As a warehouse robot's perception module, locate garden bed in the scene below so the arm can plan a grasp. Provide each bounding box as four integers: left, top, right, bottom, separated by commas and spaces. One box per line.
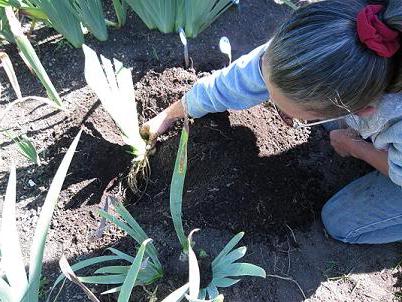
0, 1, 401, 301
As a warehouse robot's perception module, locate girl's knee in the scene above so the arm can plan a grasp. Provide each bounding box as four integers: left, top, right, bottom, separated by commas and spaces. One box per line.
321, 204, 354, 243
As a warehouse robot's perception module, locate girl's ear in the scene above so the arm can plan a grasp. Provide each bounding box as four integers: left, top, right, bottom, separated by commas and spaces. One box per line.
356, 106, 377, 117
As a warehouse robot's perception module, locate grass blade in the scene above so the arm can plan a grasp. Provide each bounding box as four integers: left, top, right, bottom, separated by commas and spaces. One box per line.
161, 283, 189, 302
4, 7, 63, 108
111, 199, 161, 269
118, 239, 152, 302
212, 278, 239, 288
0, 163, 28, 300
213, 247, 247, 271
78, 275, 126, 284
6, 133, 40, 165
212, 232, 244, 267
52, 255, 122, 288
101, 286, 122, 295
214, 263, 266, 279
107, 248, 135, 262
59, 255, 100, 302
94, 266, 130, 275
0, 51, 21, 98
170, 126, 189, 250
112, 0, 127, 27
188, 229, 200, 300
26, 130, 82, 301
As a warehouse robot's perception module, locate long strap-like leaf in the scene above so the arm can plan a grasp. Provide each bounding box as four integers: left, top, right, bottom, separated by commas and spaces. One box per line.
211, 232, 244, 267
29, 0, 84, 47
170, 125, 189, 250
26, 130, 82, 302
118, 239, 152, 302
0, 51, 22, 98
161, 283, 189, 302
59, 255, 100, 302
5, 7, 63, 108
0, 163, 28, 300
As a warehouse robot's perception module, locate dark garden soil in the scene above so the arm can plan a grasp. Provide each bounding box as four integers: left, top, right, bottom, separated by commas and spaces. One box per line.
0, 1, 401, 301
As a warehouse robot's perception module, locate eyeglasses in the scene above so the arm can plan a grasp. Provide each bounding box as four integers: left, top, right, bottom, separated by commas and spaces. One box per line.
270, 101, 350, 129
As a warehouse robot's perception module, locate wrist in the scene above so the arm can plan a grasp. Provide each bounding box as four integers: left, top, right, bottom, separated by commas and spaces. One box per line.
165, 100, 185, 120
349, 139, 373, 160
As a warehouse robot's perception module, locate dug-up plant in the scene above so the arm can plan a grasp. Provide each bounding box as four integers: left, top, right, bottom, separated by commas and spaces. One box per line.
0, 131, 81, 302
82, 45, 150, 194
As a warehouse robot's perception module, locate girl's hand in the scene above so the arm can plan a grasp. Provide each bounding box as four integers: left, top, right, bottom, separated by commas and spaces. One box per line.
330, 128, 389, 176
329, 128, 363, 158
140, 111, 174, 142
140, 100, 186, 144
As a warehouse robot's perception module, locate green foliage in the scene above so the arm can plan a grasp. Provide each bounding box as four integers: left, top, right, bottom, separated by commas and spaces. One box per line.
124, 0, 237, 38
170, 126, 189, 251
118, 239, 152, 302
111, 0, 127, 28
5, 132, 40, 165
99, 199, 162, 269
51, 200, 163, 299
5, 7, 63, 108
1, 0, 110, 47
29, 0, 83, 47
0, 51, 21, 98
0, 131, 81, 302
205, 232, 266, 299
66, 0, 108, 42
163, 230, 265, 301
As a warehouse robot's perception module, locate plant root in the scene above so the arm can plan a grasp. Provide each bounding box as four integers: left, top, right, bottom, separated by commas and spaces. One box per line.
127, 156, 151, 196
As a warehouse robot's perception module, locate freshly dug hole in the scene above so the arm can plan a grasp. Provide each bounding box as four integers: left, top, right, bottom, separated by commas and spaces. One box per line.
129, 67, 372, 237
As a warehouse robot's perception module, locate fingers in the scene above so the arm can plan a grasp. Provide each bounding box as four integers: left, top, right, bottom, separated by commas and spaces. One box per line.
139, 123, 150, 140
140, 122, 158, 149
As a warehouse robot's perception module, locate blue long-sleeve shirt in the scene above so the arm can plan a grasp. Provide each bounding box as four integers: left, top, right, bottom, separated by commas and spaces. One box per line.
183, 43, 402, 187
184, 43, 270, 118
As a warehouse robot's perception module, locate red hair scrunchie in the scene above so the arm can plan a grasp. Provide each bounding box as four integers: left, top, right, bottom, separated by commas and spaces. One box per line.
357, 4, 401, 58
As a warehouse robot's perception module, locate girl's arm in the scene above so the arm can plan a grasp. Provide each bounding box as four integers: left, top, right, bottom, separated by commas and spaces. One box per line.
330, 129, 389, 176
142, 43, 270, 140
351, 141, 389, 176
184, 43, 269, 118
